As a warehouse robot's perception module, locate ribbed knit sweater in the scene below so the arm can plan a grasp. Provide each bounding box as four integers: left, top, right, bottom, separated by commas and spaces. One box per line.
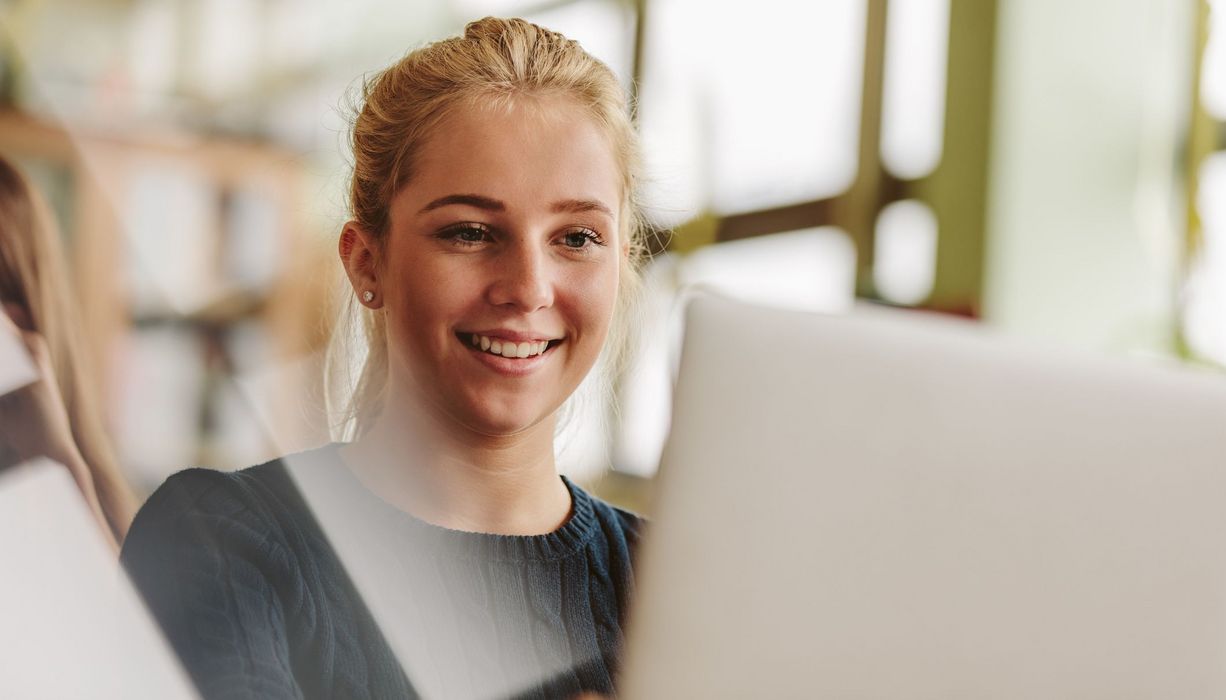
120, 444, 644, 700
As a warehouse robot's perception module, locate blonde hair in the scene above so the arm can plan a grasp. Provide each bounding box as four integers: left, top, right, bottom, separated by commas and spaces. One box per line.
328, 16, 647, 439
0, 156, 138, 541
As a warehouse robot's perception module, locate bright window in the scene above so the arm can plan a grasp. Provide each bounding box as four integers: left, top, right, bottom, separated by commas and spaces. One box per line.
637, 0, 868, 224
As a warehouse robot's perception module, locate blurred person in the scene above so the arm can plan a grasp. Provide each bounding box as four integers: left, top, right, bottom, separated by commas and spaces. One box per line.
0, 154, 138, 548
122, 17, 647, 699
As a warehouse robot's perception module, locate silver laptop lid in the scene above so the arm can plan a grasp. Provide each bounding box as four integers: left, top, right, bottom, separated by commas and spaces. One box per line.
622, 295, 1226, 698
0, 460, 197, 699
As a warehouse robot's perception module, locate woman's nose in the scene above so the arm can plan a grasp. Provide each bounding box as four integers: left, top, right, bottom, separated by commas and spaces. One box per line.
486, 243, 554, 312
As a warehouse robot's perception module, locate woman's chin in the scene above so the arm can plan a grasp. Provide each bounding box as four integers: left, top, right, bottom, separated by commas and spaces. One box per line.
449, 401, 556, 441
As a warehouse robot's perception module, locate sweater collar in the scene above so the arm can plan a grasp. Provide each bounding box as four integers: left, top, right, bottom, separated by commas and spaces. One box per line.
308, 443, 600, 563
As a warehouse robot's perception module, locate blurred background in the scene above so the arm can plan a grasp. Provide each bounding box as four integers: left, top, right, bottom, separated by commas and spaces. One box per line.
0, 0, 1221, 511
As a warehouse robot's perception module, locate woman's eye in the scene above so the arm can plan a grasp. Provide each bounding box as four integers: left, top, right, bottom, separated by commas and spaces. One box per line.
561, 228, 604, 250
438, 224, 491, 246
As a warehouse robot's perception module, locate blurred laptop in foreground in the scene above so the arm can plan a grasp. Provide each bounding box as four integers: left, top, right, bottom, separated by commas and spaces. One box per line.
622, 295, 1226, 698
0, 460, 197, 699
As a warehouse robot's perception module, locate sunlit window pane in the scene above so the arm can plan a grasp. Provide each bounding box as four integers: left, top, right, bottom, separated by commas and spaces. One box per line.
679, 228, 858, 312
450, 0, 539, 17
191, 0, 261, 99
266, 0, 327, 75
880, 0, 950, 179
1202, 0, 1226, 119
1186, 153, 1226, 363
873, 199, 938, 305
127, 0, 178, 105
524, 0, 636, 90
611, 255, 684, 477
638, 0, 867, 224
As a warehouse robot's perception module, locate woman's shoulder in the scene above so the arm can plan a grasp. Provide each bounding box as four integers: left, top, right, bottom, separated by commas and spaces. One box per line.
131, 452, 310, 523
121, 444, 341, 560
567, 477, 647, 549
593, 496, 646, 535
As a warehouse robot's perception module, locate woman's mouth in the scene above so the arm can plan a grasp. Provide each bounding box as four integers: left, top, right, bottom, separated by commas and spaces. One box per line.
459, 333, 562, 359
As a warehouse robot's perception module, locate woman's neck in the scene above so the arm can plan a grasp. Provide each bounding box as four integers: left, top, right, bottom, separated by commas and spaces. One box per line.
338, 398, 572, 536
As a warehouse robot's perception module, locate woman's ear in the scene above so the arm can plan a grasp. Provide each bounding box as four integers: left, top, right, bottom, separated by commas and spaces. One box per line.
339, 222, 383, 309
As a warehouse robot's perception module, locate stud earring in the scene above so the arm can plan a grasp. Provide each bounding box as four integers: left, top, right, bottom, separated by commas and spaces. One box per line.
362, 291, 374, 303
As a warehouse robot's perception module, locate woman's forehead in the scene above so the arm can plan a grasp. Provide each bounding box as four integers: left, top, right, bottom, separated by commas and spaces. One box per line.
394, 96, 623, 218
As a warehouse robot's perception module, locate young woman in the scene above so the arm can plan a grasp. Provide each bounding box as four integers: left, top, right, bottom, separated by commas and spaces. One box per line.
122, 18, 648, 699
0, 155, 137, 548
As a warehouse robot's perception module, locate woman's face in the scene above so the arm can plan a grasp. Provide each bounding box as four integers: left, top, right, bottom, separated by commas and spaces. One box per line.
375, 96, 623, 438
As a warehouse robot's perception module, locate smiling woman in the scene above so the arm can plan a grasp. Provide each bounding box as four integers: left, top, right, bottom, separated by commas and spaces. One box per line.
120, 17, 647, 700
349, 95, 623, 441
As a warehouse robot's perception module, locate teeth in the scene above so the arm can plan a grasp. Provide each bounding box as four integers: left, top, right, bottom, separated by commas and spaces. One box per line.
467, 334, 552, 359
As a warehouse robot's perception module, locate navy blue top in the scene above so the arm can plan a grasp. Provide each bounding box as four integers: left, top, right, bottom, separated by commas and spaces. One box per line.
120, 444, 644, 699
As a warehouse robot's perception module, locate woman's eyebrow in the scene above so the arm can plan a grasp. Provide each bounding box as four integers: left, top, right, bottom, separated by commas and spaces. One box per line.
551, 199, 613, 217
419, 194, 505, 214
419, 195, 614, 218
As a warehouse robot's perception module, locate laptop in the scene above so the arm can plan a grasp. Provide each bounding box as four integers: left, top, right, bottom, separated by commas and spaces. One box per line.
0, 460, 197, 699
621, 294, 1226, 698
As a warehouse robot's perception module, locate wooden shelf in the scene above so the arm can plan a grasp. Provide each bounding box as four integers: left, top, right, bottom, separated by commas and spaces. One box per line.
0, 109, 337, 485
